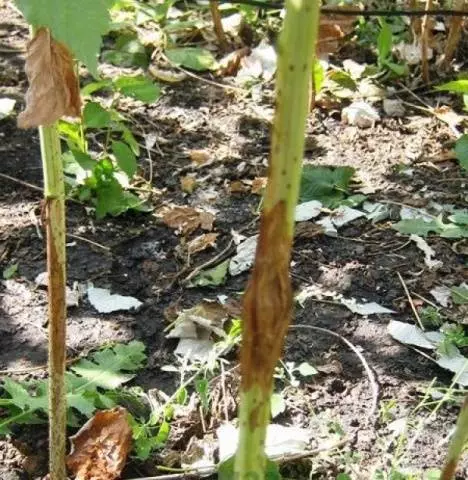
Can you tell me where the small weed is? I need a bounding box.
[419,306,444,328]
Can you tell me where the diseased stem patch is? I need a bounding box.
[240,201,292,398]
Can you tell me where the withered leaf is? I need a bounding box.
[66,407,132,480]
[187,233,218,255]
[317,11,357,55]
[18,28,81,129]
[161,206,215,235]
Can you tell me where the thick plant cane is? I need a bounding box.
[441,394,468,480]
[40,123,67,480]
[234,1,321,478]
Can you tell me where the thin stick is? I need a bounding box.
[66,233,111,251]
[162,53,246,93]
[0,172,43,192]
[397,272,424,330]
[291,324,379,417]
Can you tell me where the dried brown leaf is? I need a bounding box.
[161,206,215,235]
[18,28,80,129]
[251,177,267,195]
[189,149,211,166]
[230,180,248,193]
[217,47,250,77]
[180,175,198,193]
[66,407,132,480]
[187,233,218,254]
[317,11,357,55]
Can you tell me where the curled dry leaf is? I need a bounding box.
[66,407,132,480]
[217,47,250,77]
[18,28,80,129]
[161,206,215,235]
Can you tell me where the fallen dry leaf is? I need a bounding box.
[180,175,198,194]
[230,180,248,193]
[66,407,132,480]
[189,149,210,166]
[187,233,218,255]
[251,177,267,195]
[161,206,215,235]
[317,10,357,55]
[217,47,250,77]
[18,28,80,129]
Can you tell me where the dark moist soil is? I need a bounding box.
[1,3,468,479]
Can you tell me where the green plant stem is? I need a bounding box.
[234,1,320,478]
[40,123,67,480]
[441,394,468,480]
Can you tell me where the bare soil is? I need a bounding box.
[0,2,467,479]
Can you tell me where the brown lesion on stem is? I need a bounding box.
[240,201,293,397]
[46,196,67,479]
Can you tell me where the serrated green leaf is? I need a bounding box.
[83,102,111,129]
[112,141,137,177]
[14,0,113,76]
[451,286,468,305]
[2,378,47,411]
[114,75,161,103]
[299,166,355,207]
[436,79,468,94]
[70,341,146,389]
[393,219,441,236]
[166,47,218,71]
[454,135,468,171]
[270,393,286,418]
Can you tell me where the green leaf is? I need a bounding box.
[112,141,137,177]
[122,127,140,156]
[190,259,229,287]
[298,362,318,377]
[451,286,468,305]
[2,378,47,412]
[70,341,146,389]
[195,378,210,412]
[114,75,161,103]
[83,102,111,129]
[392,219,441,237]
[299,165,355,207]
[449,210,468,225]
[377,20,393,62]
[270,393,286,418]
[166,47,218,71]
[14,0,113,76]
[337,475,352,480]
[454,135,468,170]
[436,79,468,94]
[312,59,325,93]
[3,263,18,279]
[81,79,112,97]
[102,34,148,68]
